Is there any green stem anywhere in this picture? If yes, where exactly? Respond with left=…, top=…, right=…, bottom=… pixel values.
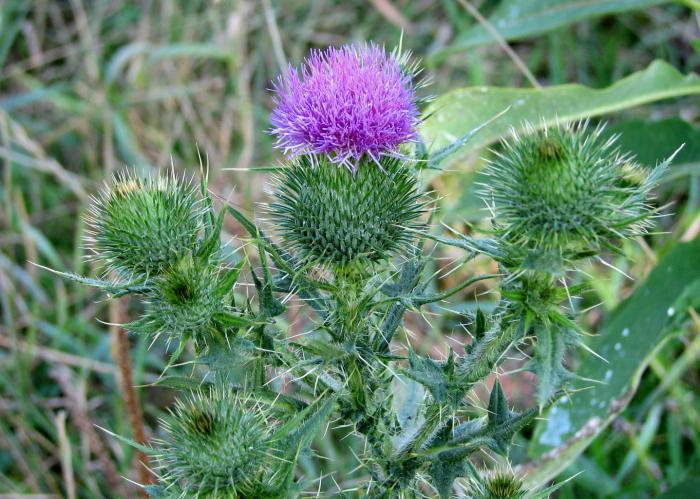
left=411, top=273, right=500, bottom=306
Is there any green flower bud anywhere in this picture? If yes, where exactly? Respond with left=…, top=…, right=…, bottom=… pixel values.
left=87, top=172, right=204, bottom=279
left=155, top=389, right=273, bottom=497
left=482, top=121, right=661, bottom=269
left=468, top=468, right=527, bottom=499
left=269, top=155, right=424, bottom=269
left=483, top=471, right=526, bottom=499
left=129, top=256, right=241, bottom=349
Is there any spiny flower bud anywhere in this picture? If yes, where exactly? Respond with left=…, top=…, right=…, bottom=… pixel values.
left=269, top=155, right=424, bottom=268
left=129, top=256, right=241, bottom=350
left=155, top=389, right=274, bottom=497
left=482, top=121, right=662, bottom=270
left=87, top=172, right=204, bottom=279
left=467, top=468, right=527, bottom=499
left=483, top=471, right=526, bottom=499
left=270, top=43, right=419, bottom=171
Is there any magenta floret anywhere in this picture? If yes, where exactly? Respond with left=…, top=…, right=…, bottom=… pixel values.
left=270, top=44, right=418, bottom=170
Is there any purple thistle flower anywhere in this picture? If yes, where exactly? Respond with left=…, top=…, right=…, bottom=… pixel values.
left=270, top=44, right=419, bottom=170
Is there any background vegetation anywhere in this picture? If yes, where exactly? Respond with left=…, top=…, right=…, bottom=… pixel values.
left=1, top=1, right=699, bottom=497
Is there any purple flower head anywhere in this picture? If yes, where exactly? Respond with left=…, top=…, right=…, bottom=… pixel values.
left=270, top=44, right=419, bottom=170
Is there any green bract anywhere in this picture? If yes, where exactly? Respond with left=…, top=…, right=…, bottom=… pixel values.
left=87, top=173, right=204, bottom=279
left=269, top=155, right=424, bottom=268
left=482, top=121, right=661, bottom=269
left=155, top=389, right=273, bottom=497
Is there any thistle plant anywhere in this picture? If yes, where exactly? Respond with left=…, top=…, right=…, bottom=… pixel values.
left=57, top=43, right=666, bottom=498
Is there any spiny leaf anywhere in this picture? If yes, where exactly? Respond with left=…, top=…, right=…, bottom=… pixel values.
left=487, top=379, right=511, bottom=432
left=427, top=233, right=506, bottom=261
left=475, top=308, right=487, bottom=341
left=374, top=256, right=426, bottom=352
left=485, top=380, right=542, bottom=456
left=195, top=205, right=225, bottom=263
left=271, top=392, right=337, bottom=450
left=403, top=349, right=466, bottom=407
left=252, top=241, right=286, bottom=318
left=97, top=425, right=155, bottom=455
left=35, top=264, right=149, bottom=296
left=429, top=450, right=469, bottom=499
left=212, top=311, right=259, bottom=329
left=532, top=325, right=570, bottom=411
left=213, top=257, right=246, bottom=298
left=252, top=269, right=285, bottom=318
left=150, top=375, right=212, bottom=391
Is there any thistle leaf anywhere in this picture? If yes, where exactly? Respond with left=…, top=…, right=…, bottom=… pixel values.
left=429, top=450, right=469, bottom=499
left=211, top=311, right=259, bottom=329
left=252, top=269, right=285, bottom=318
left=150, top=375, right=212, bottom=391
left=485, top=380, right=541, bottom=456
left=403, top=349, right=466, bottom=407
left=532, top=326, right=570, bottom=411
left=213, top=257, right=246, bottom=299
left=475, top=308, right=486, bottom=341
left=251, top=241, right=285, bottom=318
left=271, top=393, right=337, bottom=450
left=195, top=206, right=225, bottom=263
left=487, top=379, right=511, bottom=433
left=269, top=394, right=337, bottom=492
left=36, top=265, right=148, bottom=296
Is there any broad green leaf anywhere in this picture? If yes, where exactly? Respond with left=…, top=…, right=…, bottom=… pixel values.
left=420, top=61, right=700, bottom=162
left=431, top=0, right=668, bottom=59
left=601, top=118, right=700, bottom=173
left=520, top=237, right=700, bottom=487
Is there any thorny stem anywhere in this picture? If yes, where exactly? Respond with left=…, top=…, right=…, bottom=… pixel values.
left=374, top=258, right=425, bottom=352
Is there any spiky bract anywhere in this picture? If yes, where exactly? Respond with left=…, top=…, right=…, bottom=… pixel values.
left=155, top=389, right=273, bottom=497
left=483, top=121, right=660, bottom=268
left=87, top=172, right=204, bottom=279
left=270, top=43, right=419, bottom=170
left=270, top=155, right=423, bottom=268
